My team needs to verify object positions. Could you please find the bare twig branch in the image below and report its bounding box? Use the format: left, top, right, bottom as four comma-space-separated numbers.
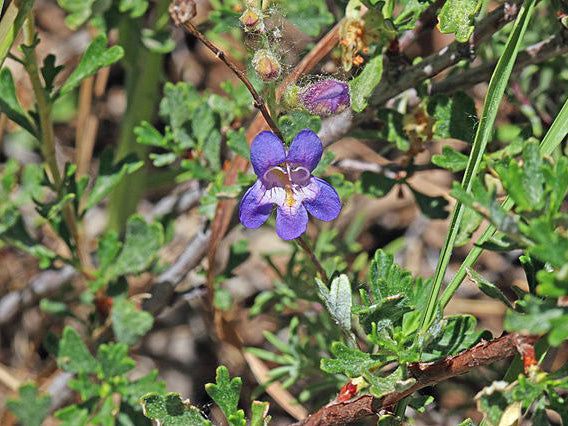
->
399, 0, 446, 51
142, 228, 211, 315
169, 0, 283, 140
0, 266, 76, 325
372, 1, 521, 106
431, 31, 568, 94
294, 333, 539, 426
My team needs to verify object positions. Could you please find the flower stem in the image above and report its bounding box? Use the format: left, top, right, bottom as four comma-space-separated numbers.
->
296, 236, 328, 282
23, 13, 89, 272
169, 1, 283, 141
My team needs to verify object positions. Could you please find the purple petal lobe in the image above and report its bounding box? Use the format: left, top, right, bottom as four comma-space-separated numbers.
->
250, 131, 286, 177
303, 177, 341, 221
239, 180, 273, 228
275, 204, 308, 240
286, 129, 322, 172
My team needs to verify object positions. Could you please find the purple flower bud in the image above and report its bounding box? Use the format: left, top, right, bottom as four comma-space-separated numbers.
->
299, 79, 350, 117
240, 8, 264, 32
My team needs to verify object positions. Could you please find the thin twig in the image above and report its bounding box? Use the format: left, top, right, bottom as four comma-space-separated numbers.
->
294, 333, 539, 426
296, 236, 328, 282
430, 31, 568, 95
168, 0, 283, 140
372, 0, 522, 106
398, 0, 446, 51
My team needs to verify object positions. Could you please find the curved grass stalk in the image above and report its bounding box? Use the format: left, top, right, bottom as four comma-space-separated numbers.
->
418, 0, 537, 335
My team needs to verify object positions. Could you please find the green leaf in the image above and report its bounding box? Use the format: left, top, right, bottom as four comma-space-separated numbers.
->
432, 145, 469, 172
373, 108, 409, 150
350, 55, 383, 113
467, 268, 513, 308
320, 341, 382, 377
111, 297, 154, 345
438, 0, 482, 42
455, 206, 483, 246
495, 142, 545, 212
0, 204, 57, 268
250, 400, 270, 426
141, 393, 211, 425
280, 0, 334, 36
0, 68, 35, 135
105, 215, 164, 281
315, 274, 352, 332
6, 383, 51, 426
119, 0, 149, 17
369, 249, 413, 300
278, 110, 322, 145
504, 295, 563, 336
85, 150, 144, 211
54, 404, 89, 426
57, 326, 97, 373
60, 35, 124, 95
227, 128, 250, 158
124, 370, 166, 405
42, 54, 65, 96
159, 82, 201, 150
97, 342, 135, 379
56, 0, 96, 29
427, 92, 478, 143
135, 121, 168, 148
410, 187, 449, 219
422, 314, 488, 361
205, 366, 246, 426
360, 171, 396, 197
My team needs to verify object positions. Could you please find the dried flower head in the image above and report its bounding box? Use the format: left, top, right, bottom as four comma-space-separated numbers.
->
240, 7, 264, 32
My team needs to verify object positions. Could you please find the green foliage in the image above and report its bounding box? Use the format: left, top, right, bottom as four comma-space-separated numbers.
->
278, 110, 321, 145
205, 366, 246, 426
438, 0, 482, 42
276, 0, 334, 36
57, 326, 98, 374
316, 274, 352, 332
111, 297, 154, 345
432, 145, 468, 172
59, 35, 124, 96
0, 68, 35, 135
141, 393, 212, 425
350, 55, 383, 112
360, 171, 397, 197
428, 92, 478, 143
85, 150, 144, 211
6, 383, 51, 426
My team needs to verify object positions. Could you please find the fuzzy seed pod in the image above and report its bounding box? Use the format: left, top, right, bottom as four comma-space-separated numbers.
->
282, 85, 301, 110
252, 49, 281, 81
299, 79, 350, 117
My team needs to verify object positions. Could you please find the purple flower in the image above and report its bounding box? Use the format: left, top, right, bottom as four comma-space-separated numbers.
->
300, 79, 350, 117
239, 129, 341, 240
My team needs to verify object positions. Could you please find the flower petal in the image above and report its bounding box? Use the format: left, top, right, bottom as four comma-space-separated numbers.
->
239, 180, 273, 228
275, 204, 308, 240
286, 129, 322, 172
302, 177, 341, 221
250, 131, 286, 177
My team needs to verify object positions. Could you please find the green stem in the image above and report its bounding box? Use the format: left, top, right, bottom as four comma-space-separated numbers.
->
417, 0, 537, 336
23, 12, 87, 269
107, 2, 168, 231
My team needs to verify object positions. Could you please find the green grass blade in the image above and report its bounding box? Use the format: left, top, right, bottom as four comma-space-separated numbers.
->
439, 94, 568, 308
0, 0, 34, 68
418, 0, 537, 334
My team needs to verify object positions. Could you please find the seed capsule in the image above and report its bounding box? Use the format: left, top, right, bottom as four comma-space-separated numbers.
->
252, 49, 281, 81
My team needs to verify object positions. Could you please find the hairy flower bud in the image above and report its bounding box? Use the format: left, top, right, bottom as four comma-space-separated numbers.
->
299, 79, 350, 117
240, 8, 264, 32
282, 84, 301, 110
252, 49, 281, 81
